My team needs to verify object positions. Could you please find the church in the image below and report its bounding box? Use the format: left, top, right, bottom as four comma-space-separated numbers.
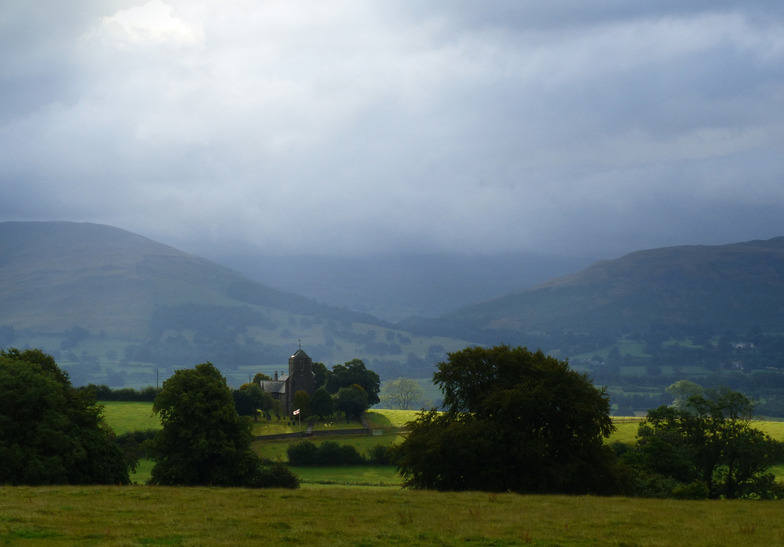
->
259, 348, 315, 416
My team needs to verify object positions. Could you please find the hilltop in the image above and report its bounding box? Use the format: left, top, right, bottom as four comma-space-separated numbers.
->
403, 237, 784, 344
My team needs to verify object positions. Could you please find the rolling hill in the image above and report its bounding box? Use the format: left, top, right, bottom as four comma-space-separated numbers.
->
404, 237, 784, 345
6, 221, 784, 414
398, 237, 784, 415
0, 221, 469, 387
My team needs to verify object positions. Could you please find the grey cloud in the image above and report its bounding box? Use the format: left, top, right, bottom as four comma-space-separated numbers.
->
1, 1, 784, 259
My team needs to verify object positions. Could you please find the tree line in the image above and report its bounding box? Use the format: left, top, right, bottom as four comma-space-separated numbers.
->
3, 344, 783, 499
286, 440, 393, 466
0, 348, 297, 488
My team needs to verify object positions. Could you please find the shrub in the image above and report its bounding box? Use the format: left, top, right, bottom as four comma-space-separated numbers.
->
250, 462, 300, 489
317, 441, 364, 466
287, 441, 320, 466
286, 440, 368, 466
367, 444, 393, 465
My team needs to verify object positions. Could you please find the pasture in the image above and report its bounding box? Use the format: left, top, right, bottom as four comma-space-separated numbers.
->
2, 485, 783, 546
11, 403, 784, 545
97, 403, 654, 448
99, 401, 159, 434
252, 431, 404, 463
100, 403, 784, 485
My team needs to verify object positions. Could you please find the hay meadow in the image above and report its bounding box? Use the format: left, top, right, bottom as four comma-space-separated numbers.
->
3, 485, 784, 546
4, 404, 782, 545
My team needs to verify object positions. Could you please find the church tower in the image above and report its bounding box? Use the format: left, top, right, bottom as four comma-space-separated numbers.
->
287, 348, 315, 413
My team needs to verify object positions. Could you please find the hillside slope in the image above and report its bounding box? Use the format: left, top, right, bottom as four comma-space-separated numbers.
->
0, 222, 467, 387
0, 222, 385, 336
403, 237, 784, 344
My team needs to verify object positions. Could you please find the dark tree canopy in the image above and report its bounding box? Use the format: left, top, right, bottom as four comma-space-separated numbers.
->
312, 362, 329, 390
0, 348, 131, 485
394, 345, 617, 494
292, 390, 310, 419
310, 386, 334, 418
334, 384, 369, 420
233, 382, 274, 420
149, 362, 297, 487
325, 359, 380, 406
623, 389, 783, 499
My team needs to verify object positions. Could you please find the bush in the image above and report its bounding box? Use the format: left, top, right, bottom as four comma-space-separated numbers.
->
287, 441, 320, 466
286, 440, 370, 466
367, 444, 393, 465
318, 441, 364, 466
250, 462, 300, 489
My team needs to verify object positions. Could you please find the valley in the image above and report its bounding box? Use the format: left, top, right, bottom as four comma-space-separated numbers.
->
4, 221, 784, 416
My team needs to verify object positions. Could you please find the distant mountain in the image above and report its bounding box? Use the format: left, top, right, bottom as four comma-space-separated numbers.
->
403, 238, 784, 345
0, 221, 384, 336
213, 252, 594, 322
394, 237, 784, 417
0, 221, 469, 387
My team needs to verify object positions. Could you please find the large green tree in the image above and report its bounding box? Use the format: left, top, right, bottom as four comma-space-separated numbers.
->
334, 384, 369, 420
624, 389, 783, 499
310, 387, 334, 418
233, 382, 275, 421
325, 359, 380, 406
149, 362, 297, 487
0, 348, 131, 485
312, 362, 329, 390
393, 345, 618, 494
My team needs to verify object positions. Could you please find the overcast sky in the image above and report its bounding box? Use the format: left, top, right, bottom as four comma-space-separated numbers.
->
3, 1, 784, 260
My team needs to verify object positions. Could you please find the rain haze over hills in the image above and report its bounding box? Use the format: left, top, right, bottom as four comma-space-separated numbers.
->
2, 1, 784, 314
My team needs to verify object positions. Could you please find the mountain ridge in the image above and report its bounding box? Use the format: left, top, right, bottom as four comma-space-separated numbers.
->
0, 221, 386, 337
399, 236, 784, 346
5, 220, 784, 412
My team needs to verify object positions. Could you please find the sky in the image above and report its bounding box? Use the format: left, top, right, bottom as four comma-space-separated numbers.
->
3, 0, 784, 261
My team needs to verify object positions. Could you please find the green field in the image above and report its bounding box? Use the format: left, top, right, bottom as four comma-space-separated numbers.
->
2, 485, 783, 546
12, 405, 784, 544
291, 466, 399, 487
102, 403, 784, 486
100, 402, 784, 449
99, 401, 159, 434
99, 403, 412, 435
95, 404, 691, 446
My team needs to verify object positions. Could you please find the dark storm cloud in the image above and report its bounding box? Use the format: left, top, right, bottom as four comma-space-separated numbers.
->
1, 1, 783, 258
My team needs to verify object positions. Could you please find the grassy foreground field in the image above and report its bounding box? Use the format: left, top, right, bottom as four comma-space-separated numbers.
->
2, 485, 783, 546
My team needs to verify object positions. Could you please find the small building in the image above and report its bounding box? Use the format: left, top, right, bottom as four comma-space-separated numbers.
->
260, 348, 315, 416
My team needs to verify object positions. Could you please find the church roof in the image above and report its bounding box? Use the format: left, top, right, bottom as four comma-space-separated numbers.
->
291, 348, 310, 359
259, 379, 287, 394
